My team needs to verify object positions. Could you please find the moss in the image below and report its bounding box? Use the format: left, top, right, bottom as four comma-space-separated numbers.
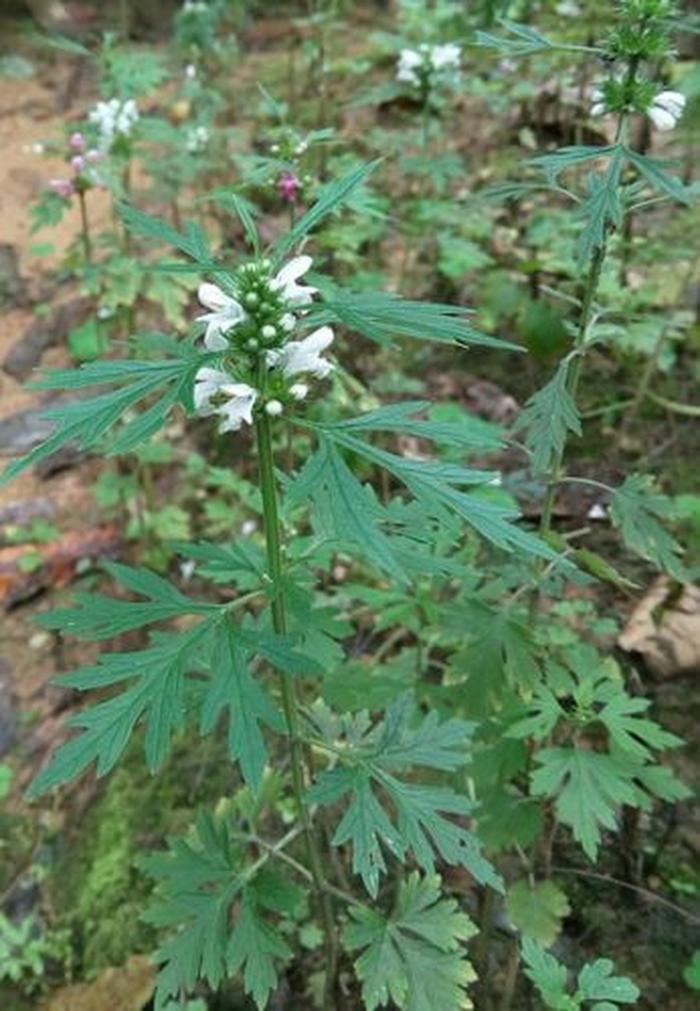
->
51, 732, 231, 974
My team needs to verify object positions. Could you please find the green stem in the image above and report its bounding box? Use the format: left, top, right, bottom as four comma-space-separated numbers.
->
255, 411, 338, 1009
78, 190, 92, 265
538, 240, 607, 539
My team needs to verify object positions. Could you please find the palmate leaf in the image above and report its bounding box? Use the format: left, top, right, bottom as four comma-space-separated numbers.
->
287, 437, 411, 582
202, 623, 285, 788
528, 145, 618, 183
28, 586, 292, 794
311, 422, 559, 565
451, 601, 541, 715
308, 696, 501, 897
311, 289, 520, 351
34, 561, 217, 639
610, 474, 684, 578
576, 959, 640, 1006
0, 348, 202, 485
517, 360, 582, 475
27, 618, 217, 797
530, 746, 688, 861
344, 873, 477, 1011
506, 880, 570, 948
141, 810, 294, 1011
199, 188, 260, 252
521, 938, 570, 1009
323, 401, 505, 451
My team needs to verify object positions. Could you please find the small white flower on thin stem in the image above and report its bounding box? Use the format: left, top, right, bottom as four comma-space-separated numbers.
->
648, 90, 686, 131
267, 326, 334, 379
194, 367, 257, 433
196, 282, 246, 350
270, 255, 317, 307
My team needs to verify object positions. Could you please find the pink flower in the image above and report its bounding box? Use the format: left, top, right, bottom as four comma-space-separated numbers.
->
49, 178, 74, 199
278, 172, 301, 204
86, 148, 101, 163
69, 132, 86, 151
71, 155, 86, 173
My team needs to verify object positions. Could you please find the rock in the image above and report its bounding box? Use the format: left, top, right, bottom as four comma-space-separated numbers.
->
0, 405, 56, 457
42, 955, 155, 1011
0, 244, 26, 307
0, 497, 56, 527
0, 657, 17, 756
3, 296, 92, 380
618, 577, 700, 679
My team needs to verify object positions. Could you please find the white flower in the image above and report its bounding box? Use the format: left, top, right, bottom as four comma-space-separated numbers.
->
185, 63, 197, 79
556, 0, 581, 14
89, 97, 139, 150
589, 86, 607, 118
265, 399, 284, 417
431, 43, 460, 71
193, 367, 257, 433
587, 502, 607, 520
397, 48, 422, 85
289, 383, 309, 401
186, 125, 210, 153
270, 255, 317, 307
196, 282, 246, 350
266, 326, 334, 379
648, 90, 686, 131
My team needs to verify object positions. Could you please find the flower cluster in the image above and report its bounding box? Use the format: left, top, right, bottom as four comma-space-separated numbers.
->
396, 43, 461, 91
186, 124, 210, 153
193, 256, 334, 433
88, 98, 139, 152
269, 130, 312, 206
48, 131, 101, 200
590, 84, 686, 131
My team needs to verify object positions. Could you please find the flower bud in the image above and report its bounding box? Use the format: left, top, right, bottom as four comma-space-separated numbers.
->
69, 132, 86, 151
265, 399, 283, 417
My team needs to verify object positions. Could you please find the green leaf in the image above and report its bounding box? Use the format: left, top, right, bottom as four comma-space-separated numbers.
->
142, 810, 291, 1011
313, 425, 559, 565
201, 622, 284, 789
27, 619, 216, 796
227, 892, 292, 1009
577, 959, 640, 1005
528, 146, 618, 183
610, 474, 684, 578
308, 696, 500, 897
344, 873, 477, 1011
530, 748, 667, 861
474, 19, 555, 56
200, 188, 260, 252
324, 401, 505, 451
287, 439, 409, 583
507, 880, 570, 947
35, 561, 216, 640
521, 938, 572, 1010
1, 351, 200, 485
313, 289, 520, 351
577, 148, 625, 261
451, 601, 541, 714
119, 203, 214, 265
518, 361, 582, 474
274, 160, 381, 260
625, 149, 690, 204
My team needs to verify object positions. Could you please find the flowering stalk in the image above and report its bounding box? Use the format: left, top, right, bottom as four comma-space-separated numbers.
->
254, 406, 338, 1010
77, 188, 92, 265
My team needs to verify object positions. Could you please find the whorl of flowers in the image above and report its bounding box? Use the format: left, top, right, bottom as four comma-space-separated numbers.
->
88, 98, 140, 152
48, 131, 102, 200
396, 42, 461, 90
590, 84, 686, 132
193, 255, 334, 434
